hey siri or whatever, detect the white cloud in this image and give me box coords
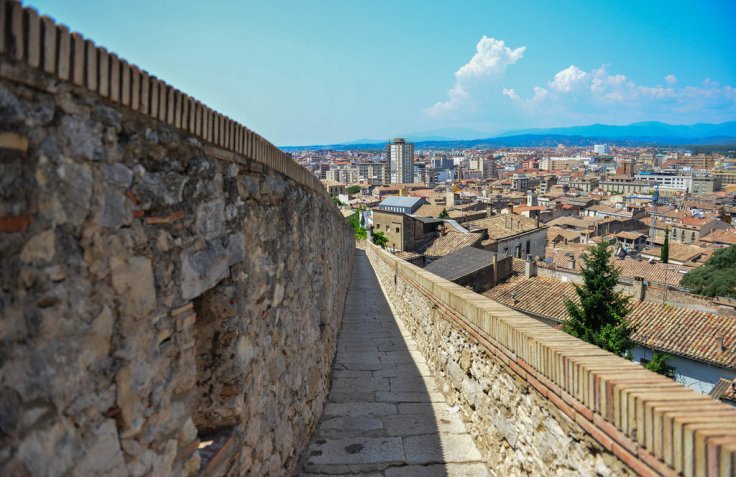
[427,36,525,117]
[532,86,548,102]
[502,88,519,100]
[515,65,736,124]
[548,65,588,92]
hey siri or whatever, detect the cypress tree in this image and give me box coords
[660,227,669,264]
[563,241,633,355]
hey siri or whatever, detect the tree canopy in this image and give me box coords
[438,208,449,219]
[346,209,367,240]
[680,245,736,298]
[346,185,361,194]
[563,241,633,355]
[644,353,675,378]
[373,231,388,248]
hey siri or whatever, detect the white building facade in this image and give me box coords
[386,138,414,184]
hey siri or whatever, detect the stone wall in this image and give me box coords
[0,4,354,475]
[366,243,736,477]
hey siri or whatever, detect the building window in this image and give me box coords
[526,240,530,256]
[395,227,400,234]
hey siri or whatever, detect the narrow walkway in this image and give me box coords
[299,250,488,477]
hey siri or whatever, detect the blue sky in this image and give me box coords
[30,1,736,145]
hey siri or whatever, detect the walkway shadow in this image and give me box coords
[298,249,486,476]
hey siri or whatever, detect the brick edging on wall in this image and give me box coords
[0,0,331,203]
[366,242,736,477]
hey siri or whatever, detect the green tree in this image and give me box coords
[438,208,449,219]
[332,196,344,207]
[660,227,670,264]
[563,241,633,355]
[373,231,388,248]
[680,245,736,298]
[346,209,367,240]
[346,185,361,194]
[644,353,675,378]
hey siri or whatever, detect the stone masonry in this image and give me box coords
[0,48,353,477]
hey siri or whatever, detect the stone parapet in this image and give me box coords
[366,242,736,477]
[0,1,354,475]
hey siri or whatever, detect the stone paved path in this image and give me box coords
[298,250,488,477]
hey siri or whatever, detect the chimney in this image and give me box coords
[566,253,576,270]
[509,203,514,215]
[535,215,540,228]
[632,276,646,301]
[525,255,537,278]
[486,203,493,218]
[491,253,497,285]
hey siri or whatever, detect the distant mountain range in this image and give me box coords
[281,121,736,151]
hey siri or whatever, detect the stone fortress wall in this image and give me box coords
[366,242,736,477]
[0,1,354,475]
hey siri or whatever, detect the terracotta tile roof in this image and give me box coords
[681,217,712,227]
[414,204,448,219]
[511,258,527,275]
[465,214,540,240]
[483,276,736,369]
[644,285,719,309]
[587,204,632,216]
[546,217,597,229]
[514,205,548,213]
[615,231,646,240]
[408,189,437,198]
[700,228,736,246]
[640,243,713,263]
[547,227,582,242]
[418,232,484,259]
[393,251,422,261]
[710,378,736,402]
[543,245,688,286]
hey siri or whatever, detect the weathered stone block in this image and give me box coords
[110,255,156,317]
[37,156,93,227]
[194,199,224,240]
[102,162,133,187]
[96,188,132,228]
[180,241,229,300]
[20,229,56,263]
[72,420,127,477]
[225,232,245,265]
[60,114,104,161]
[15,419,82,476]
